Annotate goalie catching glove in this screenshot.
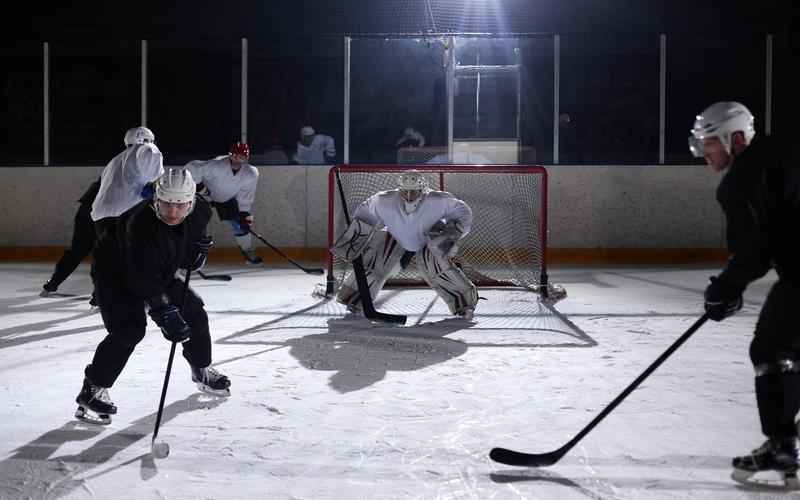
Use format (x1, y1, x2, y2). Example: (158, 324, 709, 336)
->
(331, 219, 377, 262)
(426, 219, 465, 258)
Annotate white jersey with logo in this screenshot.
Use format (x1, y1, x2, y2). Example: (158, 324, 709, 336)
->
(353, 190, 472, 252)
(91, 143, 164, 221)
(294, 134, 336, 164)
(185, 156, 259, 212)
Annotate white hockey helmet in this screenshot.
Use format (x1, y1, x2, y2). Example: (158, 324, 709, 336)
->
(154, 168, 195, 225)
(397, 170, 430, 214)
(689, 101, 755, 157)
(124, 126, 156, 147)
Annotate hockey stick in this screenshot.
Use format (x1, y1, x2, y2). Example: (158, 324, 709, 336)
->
(490, 313, 710, 467)
(334, 167, 406, 325)
(247, 228, 324, 275)
(151, 268, 193, 459)
(197, 270, 232, 282)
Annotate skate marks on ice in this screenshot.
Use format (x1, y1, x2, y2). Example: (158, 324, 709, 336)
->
(214, 288, 591, 349)
(0, 393, 225, 499)
(490, 454, 758, 498)
(287, 319, 471, 393)
(210, 290, 591, 393)
(0, 296, 103, 350)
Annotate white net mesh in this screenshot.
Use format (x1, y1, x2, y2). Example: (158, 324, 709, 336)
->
(328, 165, 547, 291)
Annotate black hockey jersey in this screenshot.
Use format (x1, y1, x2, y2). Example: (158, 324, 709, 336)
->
(716, 134, 800, 290)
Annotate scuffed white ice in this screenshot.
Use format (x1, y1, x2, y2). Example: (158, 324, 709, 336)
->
(0, 263, 776, 499)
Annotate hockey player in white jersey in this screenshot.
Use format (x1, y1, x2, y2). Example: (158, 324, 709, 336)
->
(91, 126, 164, 222)
(185, 142, 262, 264)
(90, 127, 165, 311)
(332, 170, 478, 320)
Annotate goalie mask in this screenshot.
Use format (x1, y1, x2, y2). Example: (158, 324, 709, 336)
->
(154, 168, 195, 226)
(124, 126, 155, 147)
(397, 170, 429, 214)
(688, 101, 755, 158)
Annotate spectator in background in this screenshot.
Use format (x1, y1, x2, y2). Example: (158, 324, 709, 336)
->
(260, 136, 290, 165)
(558, 112, 581, 164)
(396, 127, 426, 149)
(293, 126, 336, 164)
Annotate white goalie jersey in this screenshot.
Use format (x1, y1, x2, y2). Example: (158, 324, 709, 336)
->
(352, 190, 472, 252)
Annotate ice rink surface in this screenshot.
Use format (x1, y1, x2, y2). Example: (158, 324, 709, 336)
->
(0, 262, 792, 499)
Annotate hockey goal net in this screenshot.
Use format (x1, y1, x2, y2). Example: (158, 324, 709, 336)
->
(327, 164, 550, 292)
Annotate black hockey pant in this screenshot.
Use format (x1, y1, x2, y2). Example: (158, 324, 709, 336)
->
(749, 280, 800, 438)
(48, 203, 95, 288)
(86, 276, 212, 388)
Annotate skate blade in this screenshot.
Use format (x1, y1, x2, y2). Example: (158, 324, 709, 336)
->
(732, 468, 800, 490)
(311, 283, 333, 299)
(75, 406, 111, 425)
(196, 383, 231, 397)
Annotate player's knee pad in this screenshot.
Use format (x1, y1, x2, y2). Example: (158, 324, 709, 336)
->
(335, 231, 407, 306)
(416, 248, 478, 315)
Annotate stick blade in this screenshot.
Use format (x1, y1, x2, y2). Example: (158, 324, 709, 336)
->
(305, 268, 325, 275)
(489, 447, 562, 467)
(366, 310, 407, 325)
(207, 275, 232, 281)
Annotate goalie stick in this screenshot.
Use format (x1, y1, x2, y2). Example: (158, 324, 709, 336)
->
(248, 228, 324, 275)
(334, 167, 406, 325)
(490, 313, 709, 467)
(197, 270, 232, 281)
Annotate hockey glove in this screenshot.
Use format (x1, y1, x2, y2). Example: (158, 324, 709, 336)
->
(238, 211, 253, 232)
(140, 182, 155, 201)
(189, 236, 214, 271)
(704, 276, 743, 321)
(149, 304, 191, 343)
(427, 220, 464, 258)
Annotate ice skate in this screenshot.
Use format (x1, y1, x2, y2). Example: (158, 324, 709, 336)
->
(240, 248, 263, 265)
(731, 438, 800, 489)
(455, 306, 475, 321)
(40, 281, 58, 297)
(75, 377, 117, 425)
(540, 283, 567, 305)
(191, 365, 231, 397)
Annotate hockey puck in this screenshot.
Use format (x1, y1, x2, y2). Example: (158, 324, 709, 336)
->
(152, 441, 170, 459)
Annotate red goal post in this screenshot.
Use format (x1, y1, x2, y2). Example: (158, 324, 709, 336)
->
(327, 164, 550, 293)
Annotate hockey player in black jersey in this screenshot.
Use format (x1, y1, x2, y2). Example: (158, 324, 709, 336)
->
(75, 168, 230, 425)
(40, 177, 101, 301)
(690, 101, 800, 486)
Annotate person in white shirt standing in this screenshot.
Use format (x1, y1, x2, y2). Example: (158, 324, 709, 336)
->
(331, 170, 478, 320)
(293, 126, 336, 164)
(185, 142, 262, 264)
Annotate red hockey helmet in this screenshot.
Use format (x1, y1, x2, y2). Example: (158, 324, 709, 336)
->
(229, 141, 251, 159)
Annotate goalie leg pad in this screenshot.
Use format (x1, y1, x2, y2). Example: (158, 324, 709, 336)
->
(335, 230, 407, 308)
(416, 247, 478, 317)
(331, 219, 377, 262)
